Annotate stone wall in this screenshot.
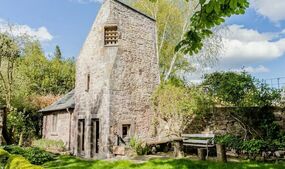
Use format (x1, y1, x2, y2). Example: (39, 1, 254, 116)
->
(184, 107, 285, 136)
(74, 0, 159, 159)
(43, 110, 74, 150)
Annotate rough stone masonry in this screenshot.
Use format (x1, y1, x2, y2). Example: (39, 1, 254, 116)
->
(73, 0, 160, 159)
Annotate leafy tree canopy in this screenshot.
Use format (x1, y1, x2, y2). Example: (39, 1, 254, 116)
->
(176, 0, 249, 55)
(202, 72, 281, 107)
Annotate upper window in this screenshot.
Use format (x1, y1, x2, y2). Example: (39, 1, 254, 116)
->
(104, 26, 118, 46)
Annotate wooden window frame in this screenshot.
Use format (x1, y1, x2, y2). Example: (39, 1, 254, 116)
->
(52, 113, 58, 133)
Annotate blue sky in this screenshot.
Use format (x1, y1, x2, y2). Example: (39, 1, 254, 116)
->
(0, 0, 285, 85)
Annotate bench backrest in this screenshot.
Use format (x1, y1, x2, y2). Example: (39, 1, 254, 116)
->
(182, 134, 215, 138)
(182, 133, 215, 146)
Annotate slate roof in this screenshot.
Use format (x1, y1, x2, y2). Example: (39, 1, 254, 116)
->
(114, 0, 155, 21)
(39, 90, 75, 113)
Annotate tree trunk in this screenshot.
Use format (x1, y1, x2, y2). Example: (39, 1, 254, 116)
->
(198, 148, 207, 161)
(173, 140, 184, 158)
(2, 108, 11, 144)
(216, 144, 227, 163)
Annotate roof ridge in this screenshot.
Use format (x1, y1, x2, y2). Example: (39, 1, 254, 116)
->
(113, 0, 156, 21)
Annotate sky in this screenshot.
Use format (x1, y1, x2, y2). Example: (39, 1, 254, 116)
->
(0, 0, 285, 86)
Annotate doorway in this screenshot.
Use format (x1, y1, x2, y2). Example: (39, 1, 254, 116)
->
(78, 119, 85, 156)
(91, 119, 99, 157)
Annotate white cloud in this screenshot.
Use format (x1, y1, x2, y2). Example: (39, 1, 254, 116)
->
(252, 0, 285, 22)
(0, 19, 53, 42)
(231, 65, 270, 74)
(220, 25, 285, 66)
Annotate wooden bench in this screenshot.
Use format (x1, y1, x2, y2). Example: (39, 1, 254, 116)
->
(182, 134, 215, 159)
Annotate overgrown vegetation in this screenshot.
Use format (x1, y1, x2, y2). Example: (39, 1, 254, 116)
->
(2, 143, 55, 165)
(0, 148, 44, 169)
(152, 82, 213, 137)
(0, 30, 75, 145)
(32, 139, 66, 152)
(129, 137, 150, 155)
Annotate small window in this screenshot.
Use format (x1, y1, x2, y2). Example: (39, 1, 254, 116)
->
(86, 74, 90, 92)
(52, 114, 57, 132)
(122, 124, 131, 139)
(104, 26, 118, 46)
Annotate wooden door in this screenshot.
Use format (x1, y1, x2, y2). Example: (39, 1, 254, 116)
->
(78, 119, 85, 155)
(91, 119, 99, 157)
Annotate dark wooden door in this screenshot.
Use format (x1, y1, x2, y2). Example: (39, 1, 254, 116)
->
(91, 119, 99, 157)
(78, 119, 85, 155)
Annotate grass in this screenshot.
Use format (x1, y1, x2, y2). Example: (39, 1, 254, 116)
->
(43, 156, 285, 169)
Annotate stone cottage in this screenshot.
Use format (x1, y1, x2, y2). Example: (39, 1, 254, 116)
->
(40, 90, 75, 150)
(41, 0, 160, 159)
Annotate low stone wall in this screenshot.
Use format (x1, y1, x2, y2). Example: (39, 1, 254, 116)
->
(184, 107, 285, 136)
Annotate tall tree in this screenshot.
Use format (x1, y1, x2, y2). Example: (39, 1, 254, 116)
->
(135, 0, 249, 81)
(131, 0, 231, 81)
(0, 33, 20, 110)
(132, 0, 199, 80)
(0, 32, 21, 144)
(54, 45, 62, 60)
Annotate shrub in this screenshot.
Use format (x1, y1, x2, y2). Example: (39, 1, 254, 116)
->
(241, 139, 266, 159)
(215, 135, 242, 151)
(0, 149, 10, 167)
(129, 138, 150, 155)
(2, 145, 55, 165)
(5, 155, 43, 169)
(24, 147, 55, 165)
(32, 139, 65, 152)
(2, 145, 26, 155)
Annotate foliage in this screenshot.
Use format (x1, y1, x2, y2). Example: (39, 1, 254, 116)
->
(0, 33, 20, 109)
(132, 0, 196, 79)
(24, 147, 55, 165)
(203, 71, 281, 107)
(202, 72, 282, 140)
(54, 45, 62, 60)
(0, 149, 10, 167)
(43, 155, 285, 169)
(129, 137, 150, 155)
(152, 83, 213, 136)
(215, 134, 242, 151)
(241, 139, 266, 159)
(0, 39, 75, 145)
(5, 155, 43, 169)
(216, 134, 285, 160)
(2, 145, 26, 155)
(32, 139, 65, 152)
(176, 0, 249, 56)
(133, 0, 223, 81)
(2, 145, 55, 165)
(15, 41, 75, 97)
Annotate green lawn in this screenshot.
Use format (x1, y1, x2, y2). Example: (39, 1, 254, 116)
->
(43, 156, 285, 169)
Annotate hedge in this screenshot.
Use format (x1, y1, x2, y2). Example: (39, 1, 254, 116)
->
(0, 149, 43, 169)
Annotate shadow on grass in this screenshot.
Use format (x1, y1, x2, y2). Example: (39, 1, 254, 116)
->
(43, 156, 285, 169)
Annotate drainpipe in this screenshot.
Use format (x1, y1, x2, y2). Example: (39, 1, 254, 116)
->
(67, 108, 72, 151)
